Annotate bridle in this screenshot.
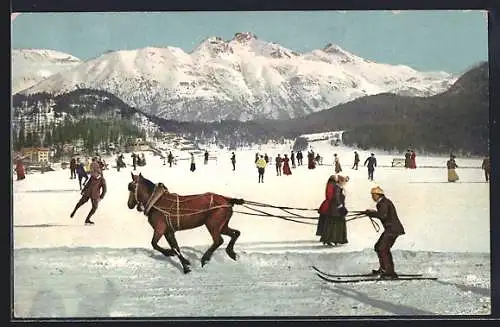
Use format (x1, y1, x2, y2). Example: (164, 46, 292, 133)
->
(129, 179, 144, 211)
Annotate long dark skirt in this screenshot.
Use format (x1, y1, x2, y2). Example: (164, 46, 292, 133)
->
(320, 215, 348, 245)
(316, 214, 328, 236)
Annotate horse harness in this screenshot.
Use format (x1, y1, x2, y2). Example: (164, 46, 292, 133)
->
(132, 181, 232, 232)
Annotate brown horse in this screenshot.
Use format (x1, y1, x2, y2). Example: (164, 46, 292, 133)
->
(127, 172, 244, 274)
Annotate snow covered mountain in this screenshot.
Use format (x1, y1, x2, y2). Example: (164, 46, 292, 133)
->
(12, 49, 83, 94)
(16, 32, 456, 121)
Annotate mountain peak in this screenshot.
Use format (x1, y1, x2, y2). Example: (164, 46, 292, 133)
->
(232, 32, 258, 43)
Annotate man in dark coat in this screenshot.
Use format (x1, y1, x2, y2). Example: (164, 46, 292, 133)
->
(364, 153, 377, 181)
(405, 149, 411, 169)
(167, 152, 174, 167)
(70, 157, 77, 179)
(231, 152, 236, 171)
(296, 151, 303, 166)
(481, 154, 490, 182)
(70, 174, 107, 225)
(352, 151, 360, 170)
(365, 186, 405, 279)
(204, 150, 209, 165)
(291, 151, 296, 168)
(76, 158, 89, 190)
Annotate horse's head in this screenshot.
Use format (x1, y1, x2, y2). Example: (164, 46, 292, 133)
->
(127, 172, 144, 211)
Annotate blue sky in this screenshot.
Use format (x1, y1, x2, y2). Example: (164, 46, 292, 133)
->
(11, 10, 488, 74)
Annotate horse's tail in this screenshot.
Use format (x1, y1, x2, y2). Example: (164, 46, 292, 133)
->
(229, 198, 245, 206)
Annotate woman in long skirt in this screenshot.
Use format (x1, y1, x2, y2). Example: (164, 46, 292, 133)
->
(447, 155, 459, 182)
(317, 175, 349, 246)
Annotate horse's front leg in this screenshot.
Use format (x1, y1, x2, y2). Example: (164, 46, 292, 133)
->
(150, 218, 176, 257)
(165, 232, 191, 274)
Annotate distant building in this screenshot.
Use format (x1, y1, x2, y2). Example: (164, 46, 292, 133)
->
(21, 147, 50, 163)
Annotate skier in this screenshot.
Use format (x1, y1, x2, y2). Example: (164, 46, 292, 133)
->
(364, 153, 377, 181)
(364, 186, 405, 279)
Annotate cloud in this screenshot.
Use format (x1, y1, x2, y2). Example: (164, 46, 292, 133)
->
(11, 13, 21, 21)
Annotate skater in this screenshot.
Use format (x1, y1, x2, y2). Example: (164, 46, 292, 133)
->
(275, 154, 283, 176)
(364, 153, 377, 181)
(334, 153, 342, 174)
(291, 151, 296, 168)
(364, 186, 405, 279)
(231, 152, 236, 171)
(256, 155, 267, 183)
(404, 149, 411, 169)
(76, 158, 89, 190)
(116, 154, 125, 172)
(352, 151, 360, 170)
(317, 175, 349, 246)
(131, 153, 137, 171)
(70, 171, 107, 225)
(167, 151, 174, 167)
(296, 150, 303, 166)
(190, 153, 196, 172)
(70, 157, 77, 179)
(282, 154, 292, 176)
(204, 150, 209, 165)
(15, 156, 26, 181)
(307, 151, 316, 169)
(447, 154, 459, 182)
(264, 154, 269, 164)
(410, 150, 417, 169)
(481, 154, 490, 182)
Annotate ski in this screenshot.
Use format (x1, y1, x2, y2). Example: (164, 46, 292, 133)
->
(316, 273, 437, 284)
(311, 266, 423, 278)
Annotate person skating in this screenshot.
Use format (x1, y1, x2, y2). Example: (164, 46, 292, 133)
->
(404, 149, 411, 169)
(296, 150, 303, 166)
(447, 154, 459, 182)
(291, 151, 296, 168)
(204, 150, 209, 165)
(70, 172, 107, 225)
(70, 157, 77, 179)
(167, 151, 174, 167)
(76, 158, 89, 190)
(275, 154, 283, 176)
(334, 153, 342, 174)
(256, 155, 267, 183)
(352, 151, 360, 170)
(190, 153, 196, 172)
(481, 154, 490, 182)
(364, 186, 405, 279)
(15, 156, 26, 181)
(231, 152, 236, 171)
(410, 150, 417, 169)
(364, 153, 377, 181)
(282, 154, 292, 175)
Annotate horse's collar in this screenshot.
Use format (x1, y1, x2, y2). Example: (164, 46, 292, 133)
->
(143, 183, 169, 216)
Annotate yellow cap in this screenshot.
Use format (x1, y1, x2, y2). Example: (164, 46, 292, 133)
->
(370, 186, 384, 195)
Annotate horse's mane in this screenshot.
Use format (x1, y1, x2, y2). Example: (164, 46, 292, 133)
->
(140, 176, 156, 193)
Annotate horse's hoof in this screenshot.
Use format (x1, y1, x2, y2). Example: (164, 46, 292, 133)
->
(226, 250, 237, 261)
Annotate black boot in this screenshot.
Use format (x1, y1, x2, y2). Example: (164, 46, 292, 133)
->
(84, 220, 95, 225)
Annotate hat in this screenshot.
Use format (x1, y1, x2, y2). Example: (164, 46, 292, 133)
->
(370, 186, 384, 195)
(337, 175, 350, 183)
